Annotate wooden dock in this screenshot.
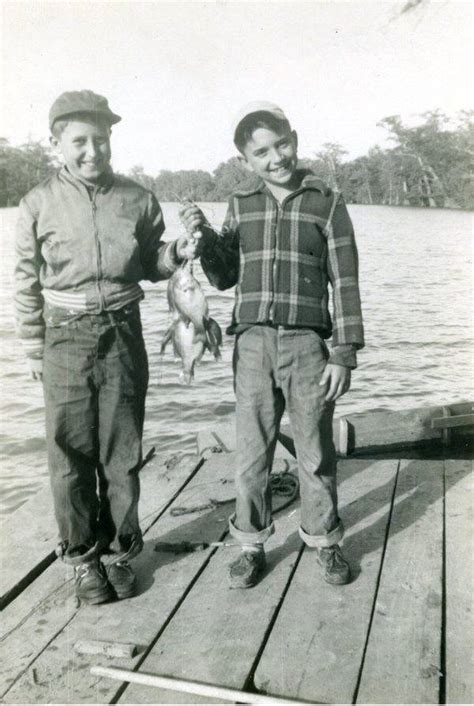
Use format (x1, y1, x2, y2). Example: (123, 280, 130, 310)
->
(1, 421, 472, 704)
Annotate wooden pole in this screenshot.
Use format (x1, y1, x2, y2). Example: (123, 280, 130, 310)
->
(91, 665, 312, 705)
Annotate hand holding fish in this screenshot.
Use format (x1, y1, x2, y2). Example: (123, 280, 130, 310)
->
(176, 231, 202, 261)
(179, 202, 208, 237)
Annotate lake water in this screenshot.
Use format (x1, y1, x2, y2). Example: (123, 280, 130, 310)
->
(0, 203, 472, 514)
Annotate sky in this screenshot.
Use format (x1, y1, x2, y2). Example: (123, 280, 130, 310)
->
(1, 0, 472, 175)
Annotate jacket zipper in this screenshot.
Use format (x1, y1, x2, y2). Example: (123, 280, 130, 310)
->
(91, 191, 105, 312)
(269, 201, 282, 321)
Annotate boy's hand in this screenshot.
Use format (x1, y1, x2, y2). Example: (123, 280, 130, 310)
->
(28, 358, 43, 381)
(179, 203, 207, 235)
(319, 363, 351, 402)
(176, 231, 203, 260)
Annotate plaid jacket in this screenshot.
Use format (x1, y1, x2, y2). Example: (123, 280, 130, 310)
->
(200, 171, 364, 353)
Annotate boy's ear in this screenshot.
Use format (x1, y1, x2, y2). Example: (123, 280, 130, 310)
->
(49, 135, 60, 152)
(292, 130, 298, 150)
(237, 154, 254, 174)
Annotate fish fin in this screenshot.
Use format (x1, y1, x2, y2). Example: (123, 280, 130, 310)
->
(208, 317, 223, 345)
(204, 317, 222, 360)
(160, 325, 175, 355)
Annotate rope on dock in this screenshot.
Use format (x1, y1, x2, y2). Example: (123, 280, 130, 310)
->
(154, 468, 300, 555)
(169, 466, 299, 517)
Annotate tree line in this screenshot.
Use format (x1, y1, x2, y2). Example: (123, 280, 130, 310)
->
(1, 110, 472, 209)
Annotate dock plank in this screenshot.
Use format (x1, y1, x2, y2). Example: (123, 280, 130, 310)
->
(445, 459, 474, 704)
(253, 459, 399, 703)
(0, 484, 58, 604)
(356, 460, 444, 704)
(117, 459, 380, 704)
(117, 502, 302, 703)
(0, 454, 202, 701)
(3, 452, 273, 704)
(0, 450, 188, 609)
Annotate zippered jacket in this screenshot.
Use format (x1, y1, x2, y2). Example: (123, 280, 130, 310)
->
(14, 167, 179, 359)
(200, 171, 364, 355)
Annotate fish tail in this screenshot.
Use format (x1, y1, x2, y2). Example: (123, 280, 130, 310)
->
(179, 360, 195, 385)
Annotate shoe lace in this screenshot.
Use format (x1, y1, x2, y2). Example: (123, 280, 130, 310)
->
(321, 545, 344, 569)
(75, 563, 92, 578)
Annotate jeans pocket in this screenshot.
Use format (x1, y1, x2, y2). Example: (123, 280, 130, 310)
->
(234, 327, 265, 399)
(294, 331, 329, 405)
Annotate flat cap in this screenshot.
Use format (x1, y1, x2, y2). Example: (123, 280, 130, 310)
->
(49, 90, 121, 130)
(232, 101, 289, 138)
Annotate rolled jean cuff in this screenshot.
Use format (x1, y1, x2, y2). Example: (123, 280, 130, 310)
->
(103, 535, 144, 565)
(298, 520, 344, 548)
(228, 514, 275, 544)
(59, 542, 100, 566)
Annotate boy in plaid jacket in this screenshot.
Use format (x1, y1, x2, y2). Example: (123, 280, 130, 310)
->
(180, 102, 364, 588)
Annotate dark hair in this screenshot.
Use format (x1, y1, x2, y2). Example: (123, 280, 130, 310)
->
(234, 111, 292, 153)
(51, 111, 112, 138)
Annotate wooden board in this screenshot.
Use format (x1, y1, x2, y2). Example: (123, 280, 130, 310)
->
(0, 449, 190, 609)
(118, 503, 303, 703)
(0, 454, 202, 701)
(356, 460, 444, 704)
(0, 484, 59, 605)
(445, 459, 474, 704)
(2, 453, 248, 704)
(253, 459, 399, 703)
(197, 422, 235, 457)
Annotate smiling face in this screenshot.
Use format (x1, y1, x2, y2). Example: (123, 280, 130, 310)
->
(239, 126, 299, 190)
(50, 117, 112, 183)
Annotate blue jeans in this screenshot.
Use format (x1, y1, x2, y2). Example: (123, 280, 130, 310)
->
(230, 326, 343, 548)
(42, 304, 148, 564)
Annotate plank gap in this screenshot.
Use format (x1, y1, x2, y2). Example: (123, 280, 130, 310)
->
(439, 460, 446, 704)
(352, 459, 401, 704)
(143, 457, 205, 536)
(0, 550, 57, 612)
(0, 601, 79, 699)
(243, 542, 306, 697)
(110, 531, 227, 704)
(0, 456, 204, 614)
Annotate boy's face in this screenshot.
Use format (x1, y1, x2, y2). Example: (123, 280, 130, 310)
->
(239, 127, 298, 188)
(50, 118, 112, 183)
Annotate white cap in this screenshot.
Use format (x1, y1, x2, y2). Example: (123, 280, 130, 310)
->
(232, 101, 288, 138)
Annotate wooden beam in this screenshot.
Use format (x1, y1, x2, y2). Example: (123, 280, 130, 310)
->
(92, 666, 312, 705)
(431, 414, 474, 430)
(445, 459, 474, 704)
(356, 460, 444, 704)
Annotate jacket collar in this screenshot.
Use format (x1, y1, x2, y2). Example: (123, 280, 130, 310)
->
(59, 165, 115, 194)
(234, 169, 327, 198)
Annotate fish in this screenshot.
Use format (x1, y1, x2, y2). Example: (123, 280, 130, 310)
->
(166, 259, 208, 328)
(161, 260, 222, 384)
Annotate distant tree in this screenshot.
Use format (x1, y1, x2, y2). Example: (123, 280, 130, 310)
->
(314, 143, 348, 190)
(2, 108, 472, 209)
(128, 165, 156, 191)
(154, 169, 216, 201)
(0, 138, 57, 207)
(342, 156, 374, 204)
(212, 158, 260, 200)
(378, 111, 473, 207)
